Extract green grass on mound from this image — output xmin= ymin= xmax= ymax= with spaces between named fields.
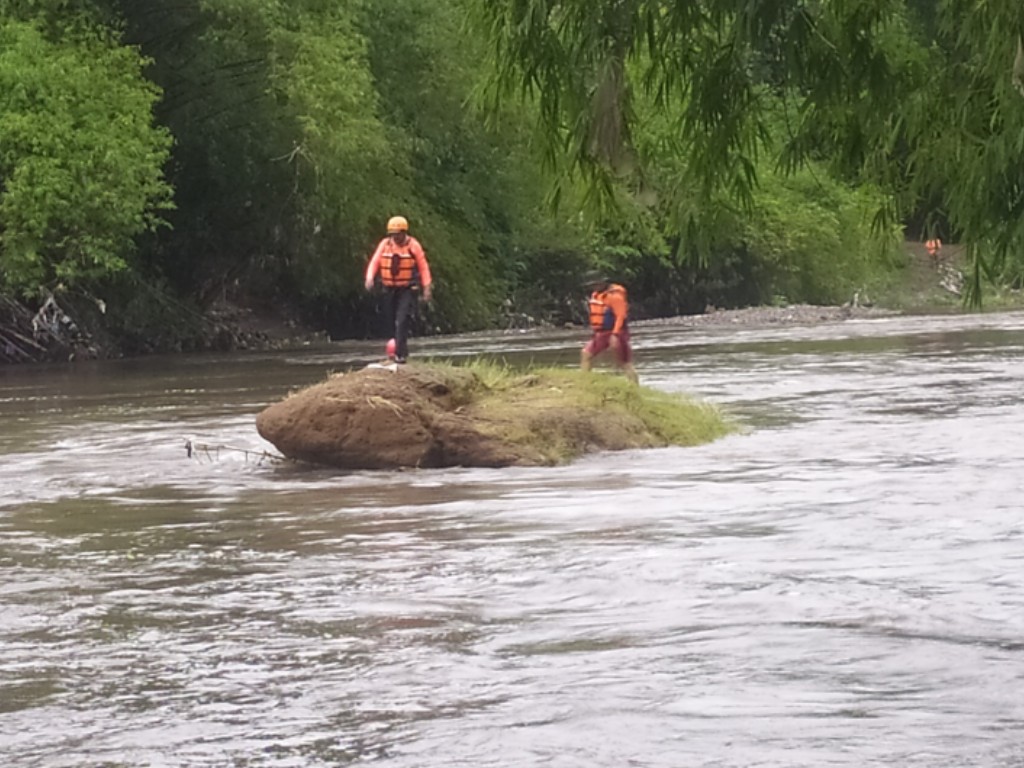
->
xmin=434 ymin=359 xmax=736 ymax=463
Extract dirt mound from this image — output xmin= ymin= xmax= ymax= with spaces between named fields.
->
xmin=256 ymin=365 xmax=512 ymax=469
xmin=255 ymin=363 xmax=731 ymax=470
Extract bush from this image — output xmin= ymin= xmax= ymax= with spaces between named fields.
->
xmin=0 ymin=18 xmax=172 ymax=294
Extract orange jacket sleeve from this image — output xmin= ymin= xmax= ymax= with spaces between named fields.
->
xmin=365 ymin=238 xmax=387 ymax=283
xmin=605 ymin=290 xmax=628 ymax=333
xmin=410 ymin=238 xmax=432 ymax=288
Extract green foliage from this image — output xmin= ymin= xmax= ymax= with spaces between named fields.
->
xmin=2 ymin=0 xmax=955 ymax=357
xmin=0 ymin=17 xmax=172 ymax=294
xmin=578 ymin=166 xmax=900 ymax=315
xmin=470 ymin=0 xmax=1024 ymax=306
xmin=112 ymin=0 xmax=314 ymax=299
xmin=354 ymin=0 xmax=592 ymax=330
xmin=571 ymin=81 xmax=903 ymax=313
xmin=261 ymin=1 xmax=405 ymax=304
xmin=742 ymin=169 xmax=901 ymax=306
xmin=549 ymin=367 xmax=735 ymax=446
xmin=472 ymin=0 xmax=908 ymax=199
xmin=95 ymin=0 xmax=589 ymax=335
xmin=897 ymin=0 xmax=1024 ymax=304
xmin=443 ymin=359 xmax=735 ymax=456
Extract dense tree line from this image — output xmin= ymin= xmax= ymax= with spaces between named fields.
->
xmin=472 ymin=0 xmax=1024 ymax=303
xmin=3 ymin=0 xmax=1017 ymax=358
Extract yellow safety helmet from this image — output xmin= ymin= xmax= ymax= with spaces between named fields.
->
xmin=386 ymin=215 xmax=409 ymax=233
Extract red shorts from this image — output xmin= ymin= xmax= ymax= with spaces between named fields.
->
xmin=584 ymin=329 xmax=633 ymax=364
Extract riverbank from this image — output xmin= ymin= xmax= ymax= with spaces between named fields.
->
xmin=0 ymin=294 xmax=330 ymax=364
xmin=0 ymin=298 xmax=963 ymax=365
xmin=633 ymin=303 xmax=898 ymax=330
xmin=2 ymin=285 xmax=1015 ymax=365
xmin=11 ymin=239 xmax=1024 ymax=365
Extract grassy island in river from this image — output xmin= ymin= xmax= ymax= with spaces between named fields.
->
xmin=256 ymin=361 xmax=734 ymax=470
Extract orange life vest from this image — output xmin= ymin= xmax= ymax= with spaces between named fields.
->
xmin=588 ymin=284 xmax=628 ymax=332
xmin=925 ymin=238 xmax=942 ymax=256
xmin=380 ymin=242 xmax=421 ymax=288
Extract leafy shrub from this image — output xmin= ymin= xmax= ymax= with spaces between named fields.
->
xmin=0 ymin=18 xmax=172 ymax=294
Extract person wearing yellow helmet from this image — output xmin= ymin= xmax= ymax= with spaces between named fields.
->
xmin=364 ymin=215 xmax=433 ymax=363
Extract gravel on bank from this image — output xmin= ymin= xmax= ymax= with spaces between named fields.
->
xmin=632 ymin=304 xmax=899 ymax=330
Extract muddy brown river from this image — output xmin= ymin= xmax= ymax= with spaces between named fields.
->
xmin=2 ymin=311 xmax=1023 ymax=767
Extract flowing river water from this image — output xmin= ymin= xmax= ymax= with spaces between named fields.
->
xmin=1 ymin=311 xmax=1023 ymax=767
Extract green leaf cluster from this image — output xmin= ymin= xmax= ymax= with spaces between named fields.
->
xmin=0 ymin=15 xmax=171 ymax=294
xmin=2 ymin=0 xmax=964 ymax=354
xmin=78 ymin=0 xmax=585 ymax=333
xmin=470 ymin=0 xmax=1024 ymax=306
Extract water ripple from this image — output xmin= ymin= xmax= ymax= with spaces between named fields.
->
xmin=2 ymin=313 xmax=1024 ymax=766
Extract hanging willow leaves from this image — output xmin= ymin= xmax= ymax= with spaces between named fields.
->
xmin=471 ymin=0 xmax=1024 ymax=304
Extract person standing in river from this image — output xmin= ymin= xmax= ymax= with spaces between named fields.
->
xmin=925 ymin=237 xmax=943 ymax=269
xmin=364 ymin=215 xmax=433 ymax=364
xmin=580 ymin=272 xmax=639 ymax=385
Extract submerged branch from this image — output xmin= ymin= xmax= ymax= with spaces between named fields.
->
xmin=184 ymin=438 xmax=289 ymax=465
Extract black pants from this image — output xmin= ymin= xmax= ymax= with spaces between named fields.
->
xmin=383 ymin=287 xmax=418 ymax=360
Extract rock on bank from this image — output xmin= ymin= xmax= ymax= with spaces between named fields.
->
xmin=256 ymin=363 xmax=731 ymax=470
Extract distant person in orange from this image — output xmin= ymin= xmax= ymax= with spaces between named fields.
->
xmin=364 ymin=215 xmax=433 ymax=364
xmin=925 ymin=237 xmax=943 ymax=269
xmin=580 ymin=272 xmax=639 ymax=385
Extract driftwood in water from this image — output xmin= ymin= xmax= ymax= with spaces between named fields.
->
xmin=0 ymin=294 xmax=93 ymax=364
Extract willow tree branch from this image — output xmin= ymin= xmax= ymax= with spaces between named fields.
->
xmin=1013 ymin=35 xmax=1024 ymax=97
